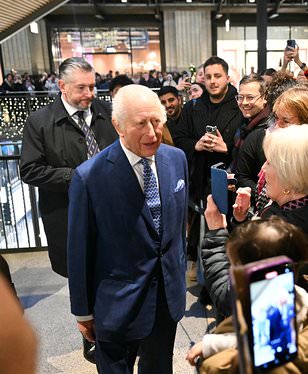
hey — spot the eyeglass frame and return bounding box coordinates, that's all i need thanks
[235,94,262,103]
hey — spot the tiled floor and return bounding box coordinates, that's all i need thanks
[4,251,215,373]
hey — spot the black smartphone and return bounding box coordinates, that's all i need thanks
[286,39,296,50]
[211,162,228,215]
[244,257,297,371]
[206,125,217,135]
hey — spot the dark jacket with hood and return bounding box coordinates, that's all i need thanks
[173,84,242,201]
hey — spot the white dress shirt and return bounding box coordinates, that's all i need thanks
[61,96,92,127]
[119,139,160,192]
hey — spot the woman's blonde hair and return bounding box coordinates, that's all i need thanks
[273,86,308,124]
[263,124,308,194]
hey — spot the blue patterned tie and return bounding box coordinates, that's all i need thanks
[140,158,161,234]
[75,111,99,158]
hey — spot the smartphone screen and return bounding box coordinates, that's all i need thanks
[249,263,297,370]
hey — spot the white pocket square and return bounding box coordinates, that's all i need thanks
[174,179,185,192]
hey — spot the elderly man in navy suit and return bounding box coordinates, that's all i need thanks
[67,84,188,373]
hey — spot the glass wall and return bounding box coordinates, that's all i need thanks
[217,25,308,86]
[51,27,161,77]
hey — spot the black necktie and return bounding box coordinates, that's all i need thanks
[140,158,161,234]
[75,111,99,158]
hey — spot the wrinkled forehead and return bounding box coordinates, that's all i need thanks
[127,97,164,117]
[64,69,95,83]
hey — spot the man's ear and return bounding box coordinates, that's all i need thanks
[112,118,123,136]
[58,79,65,93]
[227,75,231,84]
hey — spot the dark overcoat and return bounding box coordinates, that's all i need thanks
[20,95,118,276]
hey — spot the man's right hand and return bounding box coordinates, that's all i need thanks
[77,320,95,343]
[176,80,192,92]
[195,133,215,152]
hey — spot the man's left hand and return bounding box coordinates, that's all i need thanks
[209,129,228,153]
[77,319,96,343]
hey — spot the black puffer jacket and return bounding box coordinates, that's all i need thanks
[201,199,308,319]
[201,228,232,318]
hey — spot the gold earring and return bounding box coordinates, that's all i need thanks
[283,188,290,195]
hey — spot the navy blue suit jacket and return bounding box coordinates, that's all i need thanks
[67,140,188,342]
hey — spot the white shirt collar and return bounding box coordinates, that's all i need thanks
[61,96,91,118]
[119,139,155,167]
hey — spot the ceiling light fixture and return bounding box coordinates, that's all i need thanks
[225,17,230,32]
[154,10,162,21]
[95,13,105,20]
[30,21,39,34]
[216,0,224,21]
[268,10,279,19]
[268,0,281,20]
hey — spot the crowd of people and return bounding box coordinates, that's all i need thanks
[0,67,197,95]
[0,40,308,374]
[0,71,59,94]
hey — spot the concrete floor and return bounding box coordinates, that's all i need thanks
[3,251,216,374]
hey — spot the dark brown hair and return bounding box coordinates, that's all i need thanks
[227,216,308,266]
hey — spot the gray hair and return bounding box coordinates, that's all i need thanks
[59,57,94,81]
[112,84,167,128]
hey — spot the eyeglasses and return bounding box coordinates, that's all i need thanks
[235,95,261,103]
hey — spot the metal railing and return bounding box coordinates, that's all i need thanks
[0,152,47,252]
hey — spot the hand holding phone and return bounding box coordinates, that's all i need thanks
[195,133,215,152]
[204,194,227,230]
[206,127,228,153]
[286,39,296,50]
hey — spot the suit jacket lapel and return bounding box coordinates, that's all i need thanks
[107,141,157,233]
